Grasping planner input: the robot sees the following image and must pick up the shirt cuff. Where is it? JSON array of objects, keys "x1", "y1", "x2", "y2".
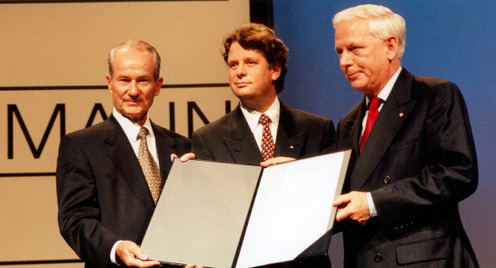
[
  {"x1": 110, "y1": 240, "x2": 124, "y2": 265},
  {"x1": 367, "y1": 192, "x2": 378, "y2": 217}
]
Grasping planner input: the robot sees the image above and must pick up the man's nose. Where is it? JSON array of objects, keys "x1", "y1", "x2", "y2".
[
  {"x1": 339, "y1": 51, "x2": 353, "y2": 67},
  {"x1": 128, "y1": 81, "x2": 139, "y2": 96},
  {"x1": 236, "y1": 63, "x2": 247, "y2": 76}
]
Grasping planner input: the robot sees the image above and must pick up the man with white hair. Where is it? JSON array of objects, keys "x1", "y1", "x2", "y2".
[{"x1": 332, "y1": 4, "x2": 479, "y2": 267}]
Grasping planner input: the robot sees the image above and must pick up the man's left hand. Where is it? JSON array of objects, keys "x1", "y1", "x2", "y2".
[
  {"x1": 260, "y1": 156, "x2": 296, "y2": 167},
  {"x1": 170, "y1": 153, "x2": 196, "y2": 162}
]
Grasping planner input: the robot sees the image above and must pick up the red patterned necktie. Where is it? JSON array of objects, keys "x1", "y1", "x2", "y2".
[
  {"x1": 259, "y1": 114, "x2": 275, "y2": 161},
  {"x1": 137, "y1": 127, "x2": 162, "y2": 204},
  {"x1": 360, "y1": 97, "x2": 381, "y2": 151}
]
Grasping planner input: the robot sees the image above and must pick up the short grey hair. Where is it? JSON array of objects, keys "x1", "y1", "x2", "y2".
[
  {"x1": 108, "y1": 39, "x2": 161, "y2": 81},
  {"x1": 333, "y1": 4, "x2": 406, "y2": 59}
]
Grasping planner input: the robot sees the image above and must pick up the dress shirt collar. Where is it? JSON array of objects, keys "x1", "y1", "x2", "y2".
[
  {"x1": 112, "y1": 108, "x2": 155, "y2": 142},
  {"x1": 365, "y1": 66, "x2": 402, "y2": 105},
  {"x1": 240, "y1": 97, "x2": 280, "y2": 131}
]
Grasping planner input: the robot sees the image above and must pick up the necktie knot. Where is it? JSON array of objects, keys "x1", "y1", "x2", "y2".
[
  {"x1": 259, "y1": 114, "x2": 271, "y2": 125},
  {"x1": 369, "y1": 97, "x2": 381, "y2": 111},
  {"x1": 137, "y1": 127, "x2": 149, "y2": 141}
]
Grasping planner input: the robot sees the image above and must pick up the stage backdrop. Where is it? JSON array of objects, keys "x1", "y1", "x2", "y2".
[
  {"x1": 274, "y1": 0, "x2": 496, "y2": 267},
  {"x1": 0, "y1": 1, "x2": 250, "y2": 266}
]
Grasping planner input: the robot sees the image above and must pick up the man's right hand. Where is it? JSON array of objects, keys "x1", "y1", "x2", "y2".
[
  {"x1": 116, "y1": 241, "x2": 205, "y2": 268},
  {"x1": 116, "y1": 241, "x2": 160, "y2": 267},
  {"x1": 332, "y1": 191, "x2": 370, "y2": 226}
]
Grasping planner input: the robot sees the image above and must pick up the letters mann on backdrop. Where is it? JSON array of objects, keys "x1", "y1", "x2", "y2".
[{"x1": 1, "y1": 85, "x2": 238, "y2": 175}]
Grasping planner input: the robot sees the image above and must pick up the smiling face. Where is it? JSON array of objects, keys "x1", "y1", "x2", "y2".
[
  {"x1": 227, "y1": 42, "x2": 281, "y2": 112},
  {"x1": 334, "y1": 18, "x2": 399, "y2": 97},
  {"x1": 106, "y1": 47, "x2": 163, "y2": 126}
]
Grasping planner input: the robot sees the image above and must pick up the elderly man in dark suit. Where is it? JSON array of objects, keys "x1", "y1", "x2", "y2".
[
  {"x1": 331, "y1": 4, "x2": 479, "y2": 267},
  {"x1": 192, "y1": 23, "x2": 335, "y2": 165},
  {"x1": 56, "y1": 40, "x2": 191, "y2": 267}
]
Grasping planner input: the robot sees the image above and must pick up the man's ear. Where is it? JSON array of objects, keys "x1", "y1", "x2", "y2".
[
  {"x1": 154, "y1": 77, "x2": 164, "y2": 96},
  {"x1": 385, "y1": 36, "x2": 399, "y2": 61},
  {"x1": 271, "y1": 63, "x2": 282, "y2": 81},
  {"x1": 106, "y1": 74, "x2": 113, "y2": 93}
]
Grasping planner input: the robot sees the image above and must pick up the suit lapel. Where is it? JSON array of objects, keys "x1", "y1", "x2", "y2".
[
  {"x1": 275, "y1": 103, "x2": 306, "y2": 158},
  {"x1": 152, "y1": 122, "x2": 175, "y2": 184},
  {"x1": 105, "y1": 116, "x2": 155, "y2": 207},
  {"x1": 223, "y1": 106, "x2": 264, "y2": 164},
  {"x1": 351, "y1": 69, "x2": 417, "y2": 190},
  {"x1": 351, "y1": 101, "x2": 366, "y2": 161}
]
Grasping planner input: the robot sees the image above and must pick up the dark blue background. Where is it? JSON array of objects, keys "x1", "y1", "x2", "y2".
[{"x1": 273, "y1": 1, "x2": 496, "y2": 267}]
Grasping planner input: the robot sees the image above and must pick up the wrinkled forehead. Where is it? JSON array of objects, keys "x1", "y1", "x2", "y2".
[
  {"x1": 334, "y1": 19, "x2": 376, "y2": 44},
  {"x1": 334, "y1": 18, "x2": 372, "y2": 36}
]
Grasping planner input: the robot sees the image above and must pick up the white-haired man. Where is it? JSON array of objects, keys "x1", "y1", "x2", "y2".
[{"x1": 332, "y1": 4, "x2": 478, "y2": 267}]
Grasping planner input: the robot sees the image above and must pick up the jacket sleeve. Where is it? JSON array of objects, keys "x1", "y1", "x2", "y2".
[{"x1": 56, "y1": 134, "x2": 117, "y2": 265}]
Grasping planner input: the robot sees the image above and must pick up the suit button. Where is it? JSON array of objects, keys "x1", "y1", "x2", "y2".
[
  {"x1": 383, "y1": 176, "x2": 391, "y2": 184},
  {"x1": 374, "y1": 253, "x2": 383, "y2": 262}
]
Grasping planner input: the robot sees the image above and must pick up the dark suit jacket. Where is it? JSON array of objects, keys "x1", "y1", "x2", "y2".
[
  {"x1": 192, "y1": 101, "x2": 335, "y2": 165},
  {"x1": 56, "y1": 115, "x2": 191, "y2": 267},
  {"x1": 335, "y1": 69, "x2": 479, "y2": 267}
]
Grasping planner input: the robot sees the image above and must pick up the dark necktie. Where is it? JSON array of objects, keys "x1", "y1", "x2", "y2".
[
  {"x1": 360, "y1": 97, "x2": 381, "y2": 151},
  {"x1": 259, "y1": 114, "x2": 275, "y2": 161},
  {"x1": 137, "y1": 127, "x2": 162, "y2": 204}
]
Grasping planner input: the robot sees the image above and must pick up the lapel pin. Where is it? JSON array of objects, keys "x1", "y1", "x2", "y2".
[{"x1": 399, "y1": 112, "x2": 405, "y2": 118}]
